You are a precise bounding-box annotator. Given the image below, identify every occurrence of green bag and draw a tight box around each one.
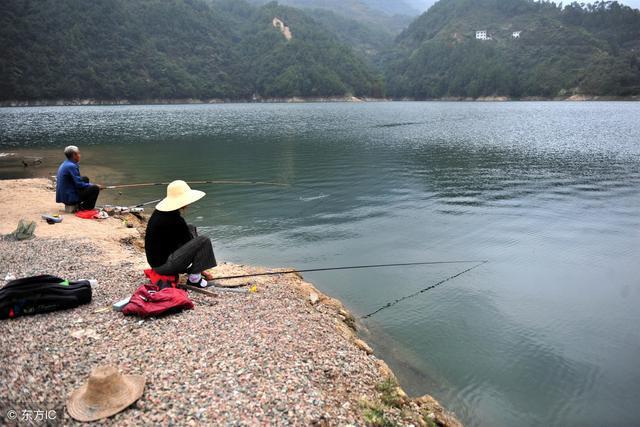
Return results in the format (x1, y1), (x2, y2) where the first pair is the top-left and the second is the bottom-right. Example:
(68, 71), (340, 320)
(3, 219), (36, 241)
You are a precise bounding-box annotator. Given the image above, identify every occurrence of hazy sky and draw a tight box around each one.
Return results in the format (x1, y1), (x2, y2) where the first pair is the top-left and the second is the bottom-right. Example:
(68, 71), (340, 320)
(409, 0), (640, 12)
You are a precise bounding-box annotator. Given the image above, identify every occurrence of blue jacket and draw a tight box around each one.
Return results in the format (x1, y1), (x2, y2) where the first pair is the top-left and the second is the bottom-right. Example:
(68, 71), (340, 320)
(56, 159), (90, 204)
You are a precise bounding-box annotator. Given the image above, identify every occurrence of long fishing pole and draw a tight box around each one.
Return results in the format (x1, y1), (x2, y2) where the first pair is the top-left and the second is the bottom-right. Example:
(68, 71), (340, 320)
(361, 260), (488, 319)
(210, 260), (488, 281)
(132, 198), (162, 208)
(104, 179), (289, 190)
(96, 198), (162, 210)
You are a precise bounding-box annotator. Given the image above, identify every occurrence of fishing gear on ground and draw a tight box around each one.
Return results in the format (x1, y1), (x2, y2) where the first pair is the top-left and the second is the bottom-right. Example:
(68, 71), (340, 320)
(97, 198), (162, 214)
(102, 205), (145, 214)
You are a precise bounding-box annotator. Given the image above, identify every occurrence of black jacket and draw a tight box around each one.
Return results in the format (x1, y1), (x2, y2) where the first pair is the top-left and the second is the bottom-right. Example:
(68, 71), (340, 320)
(145, 209), (192, 268)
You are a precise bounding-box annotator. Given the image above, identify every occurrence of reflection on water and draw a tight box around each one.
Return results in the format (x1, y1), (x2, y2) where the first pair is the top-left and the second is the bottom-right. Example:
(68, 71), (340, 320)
(2, 102), (640, 426)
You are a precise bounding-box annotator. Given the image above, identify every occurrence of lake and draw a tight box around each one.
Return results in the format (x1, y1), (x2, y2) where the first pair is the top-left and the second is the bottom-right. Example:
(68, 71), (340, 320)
(1, 102), (639, 426)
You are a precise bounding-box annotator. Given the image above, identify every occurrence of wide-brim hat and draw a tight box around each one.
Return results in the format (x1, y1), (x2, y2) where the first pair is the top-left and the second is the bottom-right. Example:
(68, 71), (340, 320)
(155, 180), (205, 212)
(67, 365), (146, 422)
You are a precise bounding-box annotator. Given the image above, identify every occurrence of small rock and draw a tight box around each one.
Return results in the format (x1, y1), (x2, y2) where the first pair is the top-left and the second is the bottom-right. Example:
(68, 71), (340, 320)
(309, 292), (319, 305)
(354, 339), (373, 355)
(70, 329), (100, 339)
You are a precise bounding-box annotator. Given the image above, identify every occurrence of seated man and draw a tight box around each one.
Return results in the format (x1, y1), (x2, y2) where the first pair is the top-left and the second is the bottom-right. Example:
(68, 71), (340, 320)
(56, 145), (101, 211)
(145, 180), (217, 288)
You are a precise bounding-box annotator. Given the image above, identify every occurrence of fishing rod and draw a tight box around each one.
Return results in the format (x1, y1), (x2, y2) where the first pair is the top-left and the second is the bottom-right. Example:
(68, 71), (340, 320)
(132, 198), (162, 208)
(210, 260), (488, 281)
(104, 179), (289, 190)
(96, 198), (162, 211)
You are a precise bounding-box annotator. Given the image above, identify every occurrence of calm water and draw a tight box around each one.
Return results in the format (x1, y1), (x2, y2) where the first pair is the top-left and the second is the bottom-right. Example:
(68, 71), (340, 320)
(2, 102), (639, 426)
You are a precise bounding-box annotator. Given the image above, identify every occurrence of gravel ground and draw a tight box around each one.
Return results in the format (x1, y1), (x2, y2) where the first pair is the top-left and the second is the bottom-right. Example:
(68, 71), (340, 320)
(0, 236), (460, 426)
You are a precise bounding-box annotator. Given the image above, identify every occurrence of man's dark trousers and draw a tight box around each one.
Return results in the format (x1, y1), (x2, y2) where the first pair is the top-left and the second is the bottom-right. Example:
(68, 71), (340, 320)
(78, 176), (100, 210)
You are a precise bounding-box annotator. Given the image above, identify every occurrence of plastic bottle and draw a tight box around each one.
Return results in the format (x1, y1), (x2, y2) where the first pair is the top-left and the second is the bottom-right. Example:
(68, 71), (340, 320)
(77, 279), (98, 288)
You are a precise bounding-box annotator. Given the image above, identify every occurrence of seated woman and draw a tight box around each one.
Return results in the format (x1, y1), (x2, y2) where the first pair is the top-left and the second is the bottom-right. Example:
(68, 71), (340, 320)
(145, 180), (217, 288)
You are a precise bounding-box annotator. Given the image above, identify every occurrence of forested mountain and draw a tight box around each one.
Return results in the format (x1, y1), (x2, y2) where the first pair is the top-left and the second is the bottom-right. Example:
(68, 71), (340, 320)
(1, 0), (639, 102)
(384, 0), (640, 98)
(0, 0), (383, 101)
(227, 1), (385, 97)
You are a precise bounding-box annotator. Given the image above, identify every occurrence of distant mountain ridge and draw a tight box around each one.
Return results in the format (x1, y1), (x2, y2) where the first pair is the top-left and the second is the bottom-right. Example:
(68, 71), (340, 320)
(248, 0), (416, 33)
(250, 0), (420, 17)
(360, 0), (421, 16)
(407, 0), (640, 13)
(1, 0), (639, 102)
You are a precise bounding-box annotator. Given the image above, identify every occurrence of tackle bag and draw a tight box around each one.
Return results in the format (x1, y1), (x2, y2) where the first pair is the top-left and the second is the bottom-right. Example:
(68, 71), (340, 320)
(0, 275), (92, 319)
(121, 269), (193, 318)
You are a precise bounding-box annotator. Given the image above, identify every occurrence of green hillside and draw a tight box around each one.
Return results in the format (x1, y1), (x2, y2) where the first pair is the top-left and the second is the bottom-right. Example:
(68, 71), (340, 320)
(230, 1), (385, 97)
(0, 0), (240, 100)
(384, 0), (640, 98)
(0, 0), (383, 101)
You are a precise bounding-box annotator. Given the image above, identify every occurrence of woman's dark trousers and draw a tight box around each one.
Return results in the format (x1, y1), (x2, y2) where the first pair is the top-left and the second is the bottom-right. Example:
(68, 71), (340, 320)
(154, 236), (217, 276)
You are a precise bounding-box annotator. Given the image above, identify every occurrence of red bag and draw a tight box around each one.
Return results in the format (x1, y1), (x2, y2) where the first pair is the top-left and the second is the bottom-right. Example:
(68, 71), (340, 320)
(75, 209), (100, 219)
(122, 270), (193, 318)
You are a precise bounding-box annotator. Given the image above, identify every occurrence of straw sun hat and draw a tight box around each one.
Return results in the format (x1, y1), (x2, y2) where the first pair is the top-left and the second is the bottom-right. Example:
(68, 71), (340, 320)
(66, 365), (146, 422)
(155, 180), (206, 212)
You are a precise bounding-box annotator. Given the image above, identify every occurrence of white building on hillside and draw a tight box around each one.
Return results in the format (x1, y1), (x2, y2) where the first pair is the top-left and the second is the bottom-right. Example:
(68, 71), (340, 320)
(512, 31), (521, 38)
(475, 30), (488, 40)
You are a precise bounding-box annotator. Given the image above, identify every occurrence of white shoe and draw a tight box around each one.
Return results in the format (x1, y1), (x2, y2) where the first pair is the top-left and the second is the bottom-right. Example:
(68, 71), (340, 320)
(187, 278), (208, 288)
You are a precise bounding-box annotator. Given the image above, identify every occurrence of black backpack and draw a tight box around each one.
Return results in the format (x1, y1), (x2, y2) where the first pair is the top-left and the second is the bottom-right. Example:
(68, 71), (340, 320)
(0, 275), (92, 319)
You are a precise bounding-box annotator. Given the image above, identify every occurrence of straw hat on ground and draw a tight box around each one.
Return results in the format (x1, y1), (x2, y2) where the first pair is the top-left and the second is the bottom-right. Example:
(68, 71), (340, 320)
(67, 365), (145, 422)
(156, 180), (206, 212)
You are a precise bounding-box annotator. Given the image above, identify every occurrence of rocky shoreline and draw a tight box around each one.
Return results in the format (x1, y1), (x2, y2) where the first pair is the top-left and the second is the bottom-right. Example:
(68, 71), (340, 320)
(1, 94), (638, 107)
(0, 178), (461, 426)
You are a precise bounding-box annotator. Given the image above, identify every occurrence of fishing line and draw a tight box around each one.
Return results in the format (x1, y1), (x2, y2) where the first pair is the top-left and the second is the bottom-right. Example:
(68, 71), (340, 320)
(361, 260), (488, 319)
(105, 177), (326, 217)
(210, 260), (488, 281)
(104, 179), (289, 190)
